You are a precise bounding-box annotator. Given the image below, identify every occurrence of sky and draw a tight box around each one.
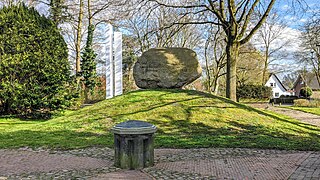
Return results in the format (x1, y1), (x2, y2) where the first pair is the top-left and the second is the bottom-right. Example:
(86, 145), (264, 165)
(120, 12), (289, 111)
(251, 0), (320, 78)
(276, 0), (319, 29)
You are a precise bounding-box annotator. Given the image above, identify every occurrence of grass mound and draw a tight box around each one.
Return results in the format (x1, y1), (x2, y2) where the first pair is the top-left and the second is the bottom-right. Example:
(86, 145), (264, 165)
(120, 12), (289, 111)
(1, 89), (319, 150)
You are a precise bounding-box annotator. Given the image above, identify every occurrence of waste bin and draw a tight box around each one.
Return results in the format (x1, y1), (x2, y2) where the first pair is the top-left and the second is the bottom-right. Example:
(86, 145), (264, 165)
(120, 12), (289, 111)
(111, 120), (157, 169)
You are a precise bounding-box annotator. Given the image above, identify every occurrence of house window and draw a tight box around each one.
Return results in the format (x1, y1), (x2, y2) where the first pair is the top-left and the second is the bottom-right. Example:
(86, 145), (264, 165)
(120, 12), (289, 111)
(270, 83), (276, 88)
(275, 92), (280, 97)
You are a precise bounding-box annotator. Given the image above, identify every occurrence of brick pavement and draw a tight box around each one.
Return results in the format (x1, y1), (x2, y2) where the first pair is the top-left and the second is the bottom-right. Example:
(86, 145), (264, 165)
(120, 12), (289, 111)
(0, 149), (110, 176)
(289, 152), (320, 180)
(97, 148), (319, 180)
(0, 147), (319, 179)
(152, 154), (308, 179)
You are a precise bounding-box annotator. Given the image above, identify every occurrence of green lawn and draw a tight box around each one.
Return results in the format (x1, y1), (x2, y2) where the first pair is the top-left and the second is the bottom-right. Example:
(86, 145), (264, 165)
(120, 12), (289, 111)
(286, 106), (320, 116)
(1, 89), (319, 151)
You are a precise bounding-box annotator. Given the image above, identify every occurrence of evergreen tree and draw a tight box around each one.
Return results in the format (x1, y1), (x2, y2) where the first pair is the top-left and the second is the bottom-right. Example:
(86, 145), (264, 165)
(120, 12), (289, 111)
(0, 4), (74, 118)
(49, 0), (69, 26)
(81, 24), (97, 101)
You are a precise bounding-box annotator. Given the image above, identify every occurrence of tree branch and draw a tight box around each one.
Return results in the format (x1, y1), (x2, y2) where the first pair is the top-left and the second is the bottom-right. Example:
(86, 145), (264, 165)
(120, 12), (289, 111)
(237, 0), (249, 24)
(240, 0), (276, 45)
(228, 0), (238, 27)
(147, 0), (208, 9)
(238, 0), (260, 40)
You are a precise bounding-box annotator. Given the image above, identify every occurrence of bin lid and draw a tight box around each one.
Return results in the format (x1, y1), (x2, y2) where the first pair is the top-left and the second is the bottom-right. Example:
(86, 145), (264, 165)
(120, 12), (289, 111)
(111, 120), (157, 135)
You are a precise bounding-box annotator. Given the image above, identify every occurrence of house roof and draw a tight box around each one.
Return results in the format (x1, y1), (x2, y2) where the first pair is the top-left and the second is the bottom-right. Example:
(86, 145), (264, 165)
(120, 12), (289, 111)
(293, 74), (320, 90)
(269, 73), (288, 91)
(309, 77), (320, 90)
(292, 74), (304, 89)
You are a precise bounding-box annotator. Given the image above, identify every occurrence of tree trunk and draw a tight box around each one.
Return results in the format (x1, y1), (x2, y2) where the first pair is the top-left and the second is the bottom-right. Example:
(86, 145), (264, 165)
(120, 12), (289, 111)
(212, 74), (220, 95)
(4, 100), (12, 115)
(204, 37), (212, 94)
(262, 48), (269, 85)
(314, 69), (320, 87)
(84, 88), (89, 103)
(226, 42), (239, 101)
(205, 64), (212, 93)
(75, 0), (83, 75)
(316, 54), (320, 87)
(88, 0), (92, 26)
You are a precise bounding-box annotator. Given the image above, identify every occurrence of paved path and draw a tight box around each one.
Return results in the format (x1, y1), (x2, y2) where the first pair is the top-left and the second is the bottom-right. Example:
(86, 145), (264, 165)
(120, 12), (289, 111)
(247, 103), (320, 127)
(0, 147), (319, 179)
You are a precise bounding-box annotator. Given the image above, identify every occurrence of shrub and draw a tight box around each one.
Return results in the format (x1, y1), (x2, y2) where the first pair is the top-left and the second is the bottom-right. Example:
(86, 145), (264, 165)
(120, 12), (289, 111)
(294, 99), (310, 107)
(300, 87), (313, 98)
(0, 4), (75, 118)
(294, 99), (320, 107)
(237, 84), (272, 100)
(312, 99), (320, 107)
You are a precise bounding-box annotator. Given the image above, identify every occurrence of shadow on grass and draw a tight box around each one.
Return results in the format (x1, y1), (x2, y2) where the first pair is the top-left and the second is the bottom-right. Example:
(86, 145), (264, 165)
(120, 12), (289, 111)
(184, 90), (320, 130)
(127, 89), (320, 150)
(149, 116), (320, 150)
(148, 112), (320, 150)
(0, 130), (114, 149)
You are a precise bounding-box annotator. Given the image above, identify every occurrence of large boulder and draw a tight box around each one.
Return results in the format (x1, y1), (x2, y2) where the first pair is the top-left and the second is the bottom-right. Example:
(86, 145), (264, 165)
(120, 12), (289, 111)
(133, 48), (202, 89)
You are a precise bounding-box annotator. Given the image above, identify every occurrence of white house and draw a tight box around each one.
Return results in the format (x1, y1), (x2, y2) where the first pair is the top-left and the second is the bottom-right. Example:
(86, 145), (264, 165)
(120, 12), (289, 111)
(265, 74), (292, 98)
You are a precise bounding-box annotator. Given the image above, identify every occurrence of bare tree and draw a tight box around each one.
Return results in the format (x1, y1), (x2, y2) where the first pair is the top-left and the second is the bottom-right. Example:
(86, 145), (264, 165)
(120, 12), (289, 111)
(119, 1), (205, 92)
(75, 0), (84, 75)
(237, 43), (264, 87)
(299, 7), (320, 87)
(254, 10), (292, 85)
(203, 25), (226, 94)
(53, 0), (132, 75)
(121, 1), (203, 54)
(147, 0), (277, 101)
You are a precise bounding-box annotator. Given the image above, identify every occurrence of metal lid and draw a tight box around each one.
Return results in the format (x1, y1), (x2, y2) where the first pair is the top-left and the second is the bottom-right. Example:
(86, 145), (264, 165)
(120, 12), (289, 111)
(111, 120), (157, 135)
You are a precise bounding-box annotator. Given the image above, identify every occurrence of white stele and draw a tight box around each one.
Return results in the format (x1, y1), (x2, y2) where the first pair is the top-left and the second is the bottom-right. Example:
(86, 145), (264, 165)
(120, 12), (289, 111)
(114, 32), (123, 96)
(105, 24), (123, 99)
(105, 24), (114, 98)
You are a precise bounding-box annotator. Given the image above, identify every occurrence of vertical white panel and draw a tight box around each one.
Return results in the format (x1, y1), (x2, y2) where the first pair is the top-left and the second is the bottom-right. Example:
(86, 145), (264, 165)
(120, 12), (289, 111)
(105, 24), (114, 99)
(114, 32), (123, 96)
(93, 23), (107, 75)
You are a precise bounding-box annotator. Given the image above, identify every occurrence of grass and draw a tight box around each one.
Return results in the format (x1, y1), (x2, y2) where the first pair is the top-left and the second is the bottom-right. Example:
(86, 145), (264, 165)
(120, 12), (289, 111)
(285, 106), (320, 116)
(1, 89), (320, 151)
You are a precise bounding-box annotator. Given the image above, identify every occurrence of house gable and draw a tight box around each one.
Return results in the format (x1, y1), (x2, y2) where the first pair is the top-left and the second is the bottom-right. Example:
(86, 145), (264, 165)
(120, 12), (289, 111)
(265, 74), (290, 98)
(292, 74), (305, 97)
(292, 74), (320, 96)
